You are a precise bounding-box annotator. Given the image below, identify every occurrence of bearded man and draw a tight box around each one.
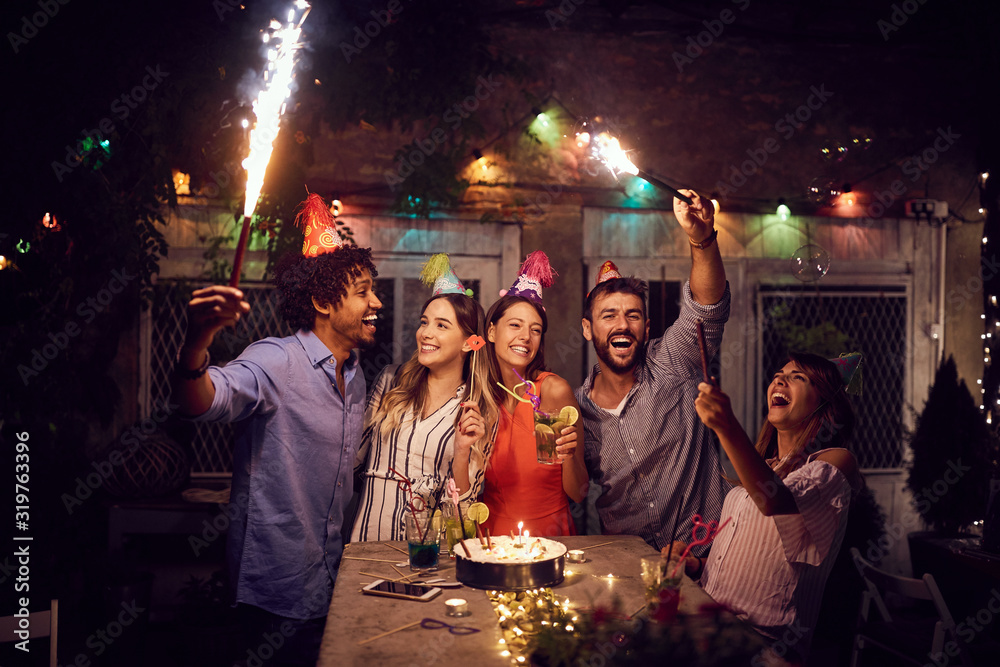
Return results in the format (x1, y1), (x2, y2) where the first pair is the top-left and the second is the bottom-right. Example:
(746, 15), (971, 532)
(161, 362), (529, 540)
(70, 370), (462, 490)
(575, 190), (730, 554)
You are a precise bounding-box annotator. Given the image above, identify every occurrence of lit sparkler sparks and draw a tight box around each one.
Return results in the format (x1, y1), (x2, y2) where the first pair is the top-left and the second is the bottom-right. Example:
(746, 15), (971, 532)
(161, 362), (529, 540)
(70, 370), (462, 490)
(584, 130), (693, 205)
(230, 0), (311, 287)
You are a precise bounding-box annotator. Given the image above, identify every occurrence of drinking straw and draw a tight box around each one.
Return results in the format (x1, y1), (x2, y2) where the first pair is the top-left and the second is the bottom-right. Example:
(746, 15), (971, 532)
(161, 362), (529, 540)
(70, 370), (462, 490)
(421, 484), (445, 546)
(390, 466), (426, 543)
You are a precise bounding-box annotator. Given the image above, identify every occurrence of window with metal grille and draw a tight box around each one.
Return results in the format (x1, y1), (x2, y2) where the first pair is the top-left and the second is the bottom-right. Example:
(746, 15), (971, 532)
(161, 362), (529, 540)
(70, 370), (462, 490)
(150, 278), (479, 476)
(757, 285), (908, 471)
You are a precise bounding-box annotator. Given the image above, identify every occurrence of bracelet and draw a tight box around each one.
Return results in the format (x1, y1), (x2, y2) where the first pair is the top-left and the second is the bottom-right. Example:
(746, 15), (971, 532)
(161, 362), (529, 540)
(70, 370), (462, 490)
(175, 349), (210, 380)
(689, 228), (718, 250)
(690, 556), (706, 579)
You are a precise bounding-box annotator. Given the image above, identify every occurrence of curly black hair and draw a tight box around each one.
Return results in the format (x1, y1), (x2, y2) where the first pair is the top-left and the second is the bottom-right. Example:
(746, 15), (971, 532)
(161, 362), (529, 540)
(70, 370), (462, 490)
(274, 246), (378, 330)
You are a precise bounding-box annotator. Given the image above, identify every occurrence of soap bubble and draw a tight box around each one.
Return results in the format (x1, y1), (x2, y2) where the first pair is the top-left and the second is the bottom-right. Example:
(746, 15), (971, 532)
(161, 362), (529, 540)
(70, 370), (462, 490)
(808, 177), (842, 206)
(850, 130), (875, 151)
(820, 141), (848, 162)
(790, 244), (831, 282)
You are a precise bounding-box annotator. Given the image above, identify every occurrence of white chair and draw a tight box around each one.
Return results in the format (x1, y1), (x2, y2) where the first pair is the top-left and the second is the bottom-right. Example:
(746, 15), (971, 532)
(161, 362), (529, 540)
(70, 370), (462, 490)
(850, 548), (971, 667)
(0, 599), (58, 667)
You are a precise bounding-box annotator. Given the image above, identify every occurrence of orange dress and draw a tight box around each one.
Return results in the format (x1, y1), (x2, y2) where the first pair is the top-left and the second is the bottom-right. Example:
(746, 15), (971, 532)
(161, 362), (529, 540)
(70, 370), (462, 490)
(483, 372), (577, 537)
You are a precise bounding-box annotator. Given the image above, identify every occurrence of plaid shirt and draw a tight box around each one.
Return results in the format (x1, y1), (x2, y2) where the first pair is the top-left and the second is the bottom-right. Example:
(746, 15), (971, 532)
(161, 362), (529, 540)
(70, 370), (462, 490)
(576, 281), (730, 553)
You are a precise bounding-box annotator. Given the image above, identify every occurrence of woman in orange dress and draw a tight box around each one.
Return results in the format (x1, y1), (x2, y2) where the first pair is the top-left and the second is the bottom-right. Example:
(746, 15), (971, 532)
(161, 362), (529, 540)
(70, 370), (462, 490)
(481, 252), (589, 537)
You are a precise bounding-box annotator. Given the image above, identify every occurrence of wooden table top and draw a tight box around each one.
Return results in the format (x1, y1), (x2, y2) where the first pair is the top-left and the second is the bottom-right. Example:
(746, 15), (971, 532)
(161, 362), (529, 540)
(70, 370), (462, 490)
(318, 534), (777, 666)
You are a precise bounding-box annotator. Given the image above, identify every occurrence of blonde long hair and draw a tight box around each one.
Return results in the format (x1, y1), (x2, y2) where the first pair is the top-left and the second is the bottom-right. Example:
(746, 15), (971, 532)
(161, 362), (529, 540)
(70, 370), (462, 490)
(371, 294), (498, 474)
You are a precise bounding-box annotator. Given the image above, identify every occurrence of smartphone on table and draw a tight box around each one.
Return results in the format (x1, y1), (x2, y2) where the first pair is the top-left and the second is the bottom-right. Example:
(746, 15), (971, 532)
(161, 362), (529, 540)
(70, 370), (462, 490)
(361, 579), (442, 602)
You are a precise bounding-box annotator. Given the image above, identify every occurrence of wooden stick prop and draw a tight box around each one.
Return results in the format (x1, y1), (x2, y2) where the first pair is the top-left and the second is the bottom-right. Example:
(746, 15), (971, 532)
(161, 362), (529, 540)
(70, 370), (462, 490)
(357, 621), (421, 646)
(359, 571), (422, 582)
(579, 540), (617, 550)
(465, 334), (486, 403)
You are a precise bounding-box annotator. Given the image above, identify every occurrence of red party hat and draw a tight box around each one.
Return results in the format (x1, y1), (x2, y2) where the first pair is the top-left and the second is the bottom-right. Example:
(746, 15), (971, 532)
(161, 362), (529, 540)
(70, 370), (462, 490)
(294, 193), (345, 257)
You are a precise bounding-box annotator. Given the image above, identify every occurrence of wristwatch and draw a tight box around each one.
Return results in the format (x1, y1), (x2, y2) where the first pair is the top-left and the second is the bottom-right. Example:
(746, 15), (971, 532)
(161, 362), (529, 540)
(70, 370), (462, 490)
(689, 228), (718, 250)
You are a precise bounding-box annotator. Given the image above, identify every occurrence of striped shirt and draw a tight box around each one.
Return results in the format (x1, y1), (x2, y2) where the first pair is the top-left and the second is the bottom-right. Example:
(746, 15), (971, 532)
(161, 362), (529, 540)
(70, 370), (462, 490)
(350, 365), (480, 541)
(700, 452), (852, 659)
(576, 281), (730, 553)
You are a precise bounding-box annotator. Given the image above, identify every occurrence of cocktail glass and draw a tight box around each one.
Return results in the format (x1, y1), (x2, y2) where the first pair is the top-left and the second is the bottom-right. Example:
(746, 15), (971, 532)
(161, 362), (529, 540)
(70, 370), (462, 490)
(443, 501), (476, 558)
(406, 510), (440, 572)
(640, 555), (680, 622)
(534, 412), (562, 465)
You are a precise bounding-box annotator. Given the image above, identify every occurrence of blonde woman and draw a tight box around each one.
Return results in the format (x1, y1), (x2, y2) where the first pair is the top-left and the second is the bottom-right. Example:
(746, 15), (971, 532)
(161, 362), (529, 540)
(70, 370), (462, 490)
(351, 256), (497, 541)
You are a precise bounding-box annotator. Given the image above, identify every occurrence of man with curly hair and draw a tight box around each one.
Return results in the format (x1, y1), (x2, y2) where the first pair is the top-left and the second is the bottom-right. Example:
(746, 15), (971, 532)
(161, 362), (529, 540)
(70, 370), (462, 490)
(173, 197), (381, 665)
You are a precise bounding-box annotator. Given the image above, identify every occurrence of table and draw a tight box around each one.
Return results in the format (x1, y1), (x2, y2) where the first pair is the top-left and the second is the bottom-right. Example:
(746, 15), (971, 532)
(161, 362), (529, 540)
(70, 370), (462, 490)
(318, 535), (777, 666)
(908, 532), (1000, 644)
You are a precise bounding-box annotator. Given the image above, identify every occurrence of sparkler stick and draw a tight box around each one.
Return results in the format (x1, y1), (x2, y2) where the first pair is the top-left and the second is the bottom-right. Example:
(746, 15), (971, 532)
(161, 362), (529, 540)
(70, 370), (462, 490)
(634, 169), (693, 205)
(668, 492), (686, 559)
(695, 319), (711, 384)
(589, 132), (693, 204)
(229, 1), (312, 288)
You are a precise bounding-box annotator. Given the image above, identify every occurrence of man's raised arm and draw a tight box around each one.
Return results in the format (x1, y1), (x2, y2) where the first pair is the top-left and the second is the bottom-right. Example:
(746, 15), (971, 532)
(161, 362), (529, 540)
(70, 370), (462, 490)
(673, 190), (726, 306)
(172, 285), (250, 416)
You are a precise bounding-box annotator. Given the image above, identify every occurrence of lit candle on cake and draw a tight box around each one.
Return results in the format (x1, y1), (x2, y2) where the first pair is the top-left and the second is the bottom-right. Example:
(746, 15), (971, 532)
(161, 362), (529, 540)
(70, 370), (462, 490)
(517, 521), (524, 547)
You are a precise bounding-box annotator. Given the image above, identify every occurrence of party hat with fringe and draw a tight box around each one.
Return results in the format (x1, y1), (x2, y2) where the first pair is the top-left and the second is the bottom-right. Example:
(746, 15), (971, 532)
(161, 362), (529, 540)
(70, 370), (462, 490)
(420, 253), (473, 296)
(499, 251), (556, 305)
(294, 193), (345, 257)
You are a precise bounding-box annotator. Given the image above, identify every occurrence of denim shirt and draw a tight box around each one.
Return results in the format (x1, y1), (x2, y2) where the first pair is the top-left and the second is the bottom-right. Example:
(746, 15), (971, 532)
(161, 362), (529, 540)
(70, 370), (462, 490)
(192, 329), (365, 619)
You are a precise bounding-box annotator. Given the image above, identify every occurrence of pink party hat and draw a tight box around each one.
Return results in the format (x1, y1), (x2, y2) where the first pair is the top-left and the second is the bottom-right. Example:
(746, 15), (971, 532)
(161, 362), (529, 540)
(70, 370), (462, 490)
(499, 251), (557, 305)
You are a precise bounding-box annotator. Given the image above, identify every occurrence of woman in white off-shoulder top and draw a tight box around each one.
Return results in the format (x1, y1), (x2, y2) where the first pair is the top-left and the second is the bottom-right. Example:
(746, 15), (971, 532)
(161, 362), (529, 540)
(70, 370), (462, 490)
(666, 352), (863, 663)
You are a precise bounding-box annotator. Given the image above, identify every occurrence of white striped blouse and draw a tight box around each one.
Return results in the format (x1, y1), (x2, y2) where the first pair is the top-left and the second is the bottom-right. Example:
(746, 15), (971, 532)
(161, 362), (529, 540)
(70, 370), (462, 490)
(700, 450), (853, 659)
(350, 365), (482, 541)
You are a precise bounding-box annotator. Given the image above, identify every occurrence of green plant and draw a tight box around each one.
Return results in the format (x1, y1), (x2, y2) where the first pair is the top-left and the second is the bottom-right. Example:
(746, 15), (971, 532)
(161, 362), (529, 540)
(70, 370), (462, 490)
(906, 356), (999, 534)
(768, 302), (854, 359)
(527, 601), (763, 666)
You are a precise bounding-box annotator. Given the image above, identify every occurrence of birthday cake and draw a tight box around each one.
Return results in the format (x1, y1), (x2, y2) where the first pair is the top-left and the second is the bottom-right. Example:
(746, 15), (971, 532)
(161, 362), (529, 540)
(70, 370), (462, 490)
(455, 535), (567, 590)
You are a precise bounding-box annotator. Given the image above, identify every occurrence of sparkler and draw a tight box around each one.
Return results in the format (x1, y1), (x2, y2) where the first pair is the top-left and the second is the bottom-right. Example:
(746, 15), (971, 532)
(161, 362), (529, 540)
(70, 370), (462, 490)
(229, 0), (312, 288)
(587, 132), (693, 204)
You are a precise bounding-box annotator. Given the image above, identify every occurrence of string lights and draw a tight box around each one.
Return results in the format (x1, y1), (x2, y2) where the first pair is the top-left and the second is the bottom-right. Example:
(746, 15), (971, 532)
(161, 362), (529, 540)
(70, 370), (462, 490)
(981, 166), (998, 426)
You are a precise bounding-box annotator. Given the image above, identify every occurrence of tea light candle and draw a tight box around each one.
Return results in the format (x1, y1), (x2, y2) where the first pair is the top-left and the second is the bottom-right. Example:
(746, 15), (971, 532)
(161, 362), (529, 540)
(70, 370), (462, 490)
(567, 549), (585, 563)
(445, 598), (469, 616)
